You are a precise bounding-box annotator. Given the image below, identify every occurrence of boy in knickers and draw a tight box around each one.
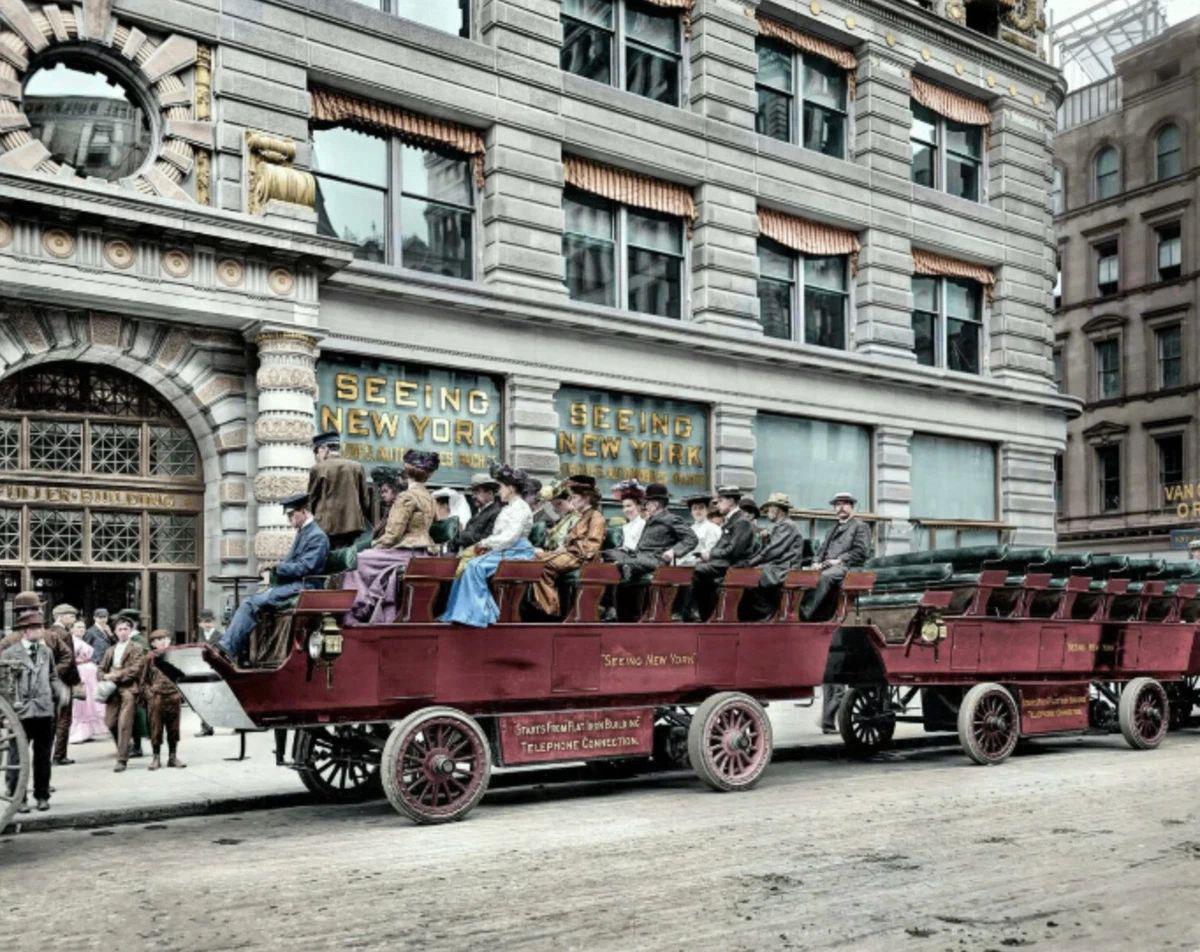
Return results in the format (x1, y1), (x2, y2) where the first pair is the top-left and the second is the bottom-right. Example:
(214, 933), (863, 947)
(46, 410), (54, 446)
(142, 629), (186, 770)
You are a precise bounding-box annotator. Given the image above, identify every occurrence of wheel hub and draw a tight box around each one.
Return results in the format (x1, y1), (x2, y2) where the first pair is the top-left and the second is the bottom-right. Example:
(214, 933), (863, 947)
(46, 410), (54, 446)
(428, 752), (456, 776)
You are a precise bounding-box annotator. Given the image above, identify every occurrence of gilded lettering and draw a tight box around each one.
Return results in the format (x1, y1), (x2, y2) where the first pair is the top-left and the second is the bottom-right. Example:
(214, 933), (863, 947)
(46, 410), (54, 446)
(675, 416), (693, 439)
(394, 381), (418, 408)
(569, 402), (587, 427)
(454, 419), (474, 446)
(592, 405), (612, 430)
(558, 431), (577, 455)
(468, 389), (488, 415)
(479, 423), (498, 448)
(582, 434), (599, 458)
(335, 373), (358, 401)
(599, 436), (622, 459)
(616, 409), (633, 432)
(442, 388), (461, 413)
(371, 411), (398, 439)
(410, 415), (431, 440)
(347, 408), (368, 436)
(320, 406), (343, 432)
(651, 413), (668, 436)
(431, 418), (451, 443)
(364, 376), (386, 405)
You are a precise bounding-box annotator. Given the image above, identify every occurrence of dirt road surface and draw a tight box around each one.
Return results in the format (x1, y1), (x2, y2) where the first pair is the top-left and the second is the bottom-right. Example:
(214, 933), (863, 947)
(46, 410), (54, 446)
(3, 729), (1198, 951)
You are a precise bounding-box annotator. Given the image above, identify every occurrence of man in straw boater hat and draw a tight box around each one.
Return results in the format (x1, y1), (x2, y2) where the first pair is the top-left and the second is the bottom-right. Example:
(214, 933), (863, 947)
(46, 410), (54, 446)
(216, 492), (330, 666)
(528, 475), (608, 619)
(1, 592), (63, 811)
(740, 492), (809, 621)
(308, 430), (371, 549)
(601, 483), (697, 621)
(683, 486), (760, 622)
(451, 472), (503, 554)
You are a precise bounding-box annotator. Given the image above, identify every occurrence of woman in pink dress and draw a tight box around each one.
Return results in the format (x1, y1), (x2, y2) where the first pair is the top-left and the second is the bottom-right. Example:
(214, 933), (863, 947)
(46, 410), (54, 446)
(69, 620), (107, 742)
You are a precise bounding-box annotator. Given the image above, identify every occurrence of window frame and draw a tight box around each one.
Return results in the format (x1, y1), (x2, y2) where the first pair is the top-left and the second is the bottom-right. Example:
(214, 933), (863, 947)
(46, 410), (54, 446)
(1155, 220), (1182, 282)
(1050, 165), (1065, 215)
(1093, 145), (1120, 201)
(1093, 336), (1121, 400)
(562, 187), (689, 320)
(1155, 123), (1182, 181)
(909, 101), (986, 203)
(1155, 431), (1184, 495)
(910, 274), (986, 375)
(346, 0), (472, 37)
(1154, 322), (1183, 390)
(1094, 238), (1119, 298)
(755, 38), (851, 160)
(1095, 441), (1121, 513)
(561, 0), (685, 107)
(755, 238), (853, 349)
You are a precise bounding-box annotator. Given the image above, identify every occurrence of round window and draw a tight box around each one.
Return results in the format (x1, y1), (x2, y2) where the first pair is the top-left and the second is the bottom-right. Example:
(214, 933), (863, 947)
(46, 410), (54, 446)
(23, 57), (153, 182)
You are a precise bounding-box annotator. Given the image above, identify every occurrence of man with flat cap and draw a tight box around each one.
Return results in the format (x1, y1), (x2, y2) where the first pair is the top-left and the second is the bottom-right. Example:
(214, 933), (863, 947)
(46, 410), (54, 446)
(216, 492), (330, 665)
(685, 486), (759, 621)
(741, 492), (808, 621)
(48, 603), (81, 766)
(602, 483), (697, 620)
(308, 431), (370, 549)
(451, 472), (503, 553)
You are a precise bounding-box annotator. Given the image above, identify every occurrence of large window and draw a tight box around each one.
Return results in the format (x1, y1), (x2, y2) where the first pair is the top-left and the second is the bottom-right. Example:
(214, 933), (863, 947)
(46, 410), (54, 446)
(346, 0), (470, 35)
(1156, 221), (1181, 281)
(1157, 324), (1182, 388)
(561, 0), (682, 107)
(1094, 338), (1120, 399)
(757, 240), (850, 348)
(1051, 166), (1065, 215)
(1157, 434), (1184, 493)
(563, 190), (684, 318)
(1053, 348), (1064, 392)
(1094, 146), (1119, 200)
(910, 103), (982, 202)
(755, 39), (848, 158)
(313, 125), (474, 277)
(910, 434), (997, 548)
(1155, 124), (1182, 181)
(911, 275), (983, 374)
(1096, 444), (1121, 512)
(1095, 239), (1118, 297)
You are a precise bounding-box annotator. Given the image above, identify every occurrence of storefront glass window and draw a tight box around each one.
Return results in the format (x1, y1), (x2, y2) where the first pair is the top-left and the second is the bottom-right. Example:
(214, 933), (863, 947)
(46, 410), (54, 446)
(150, 514), (198, 565)
(92, 511), (142, 563)
(753, 413), (870, 512)
(910, 434), (996, 547)
(30, 508), (83, 562)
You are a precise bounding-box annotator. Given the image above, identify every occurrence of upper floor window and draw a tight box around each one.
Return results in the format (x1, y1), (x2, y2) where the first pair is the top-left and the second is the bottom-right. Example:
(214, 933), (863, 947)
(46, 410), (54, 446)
(1156, 221), (1181, 281)
(1095, 338), (1120, 399)
(911, 102), (982, 202)
(1094, 146), (1119, 200)
(561, 0), (682, 106)
(1051, 166), (1065, 215)
(1052, 347), (1064, 391)
(755, 39), (848, 158)
(1053, 252), (1062, 308)
(347, 0), (470, 35)
(757, 240), (850, 348)
(1156, 324), (1182, 388)
(1095, 239), (1119, 297)
(312, 125), (474, 277)
(1157, 434), (1184, 491)
(912, 275), (983, 374)
(1155, 124), (1182, 181)
(1096, 443), (1120, 512)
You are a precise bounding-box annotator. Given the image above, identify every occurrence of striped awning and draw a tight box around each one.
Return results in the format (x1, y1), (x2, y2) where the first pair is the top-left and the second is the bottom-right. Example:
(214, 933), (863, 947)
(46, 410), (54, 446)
(757, 15), (858, 98)
(310, 86), (486, 186)
(759, 208), (861, 273)
(911, 76), (991, 126)
(913, 249), (995, 299)
(564, 156), (696, 222)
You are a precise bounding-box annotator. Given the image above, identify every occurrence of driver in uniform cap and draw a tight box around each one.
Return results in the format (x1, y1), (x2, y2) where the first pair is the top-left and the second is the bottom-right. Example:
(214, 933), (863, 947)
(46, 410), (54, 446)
(216, 492), (330, 665)
(307, 431), (370, 549)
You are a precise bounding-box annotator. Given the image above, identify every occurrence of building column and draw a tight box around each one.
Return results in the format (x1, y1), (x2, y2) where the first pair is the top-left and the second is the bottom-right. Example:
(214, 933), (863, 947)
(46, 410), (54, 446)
(712, 404), (756, 491)
(688, 0), (759, 130)
(507, 374), (561, 480)
(874, 426), (913, 555)
(690, 184), (762, 336)
(478, 0), (563, 65)
(1000, 443), (1057, 546)
(251, 330), (320, 565)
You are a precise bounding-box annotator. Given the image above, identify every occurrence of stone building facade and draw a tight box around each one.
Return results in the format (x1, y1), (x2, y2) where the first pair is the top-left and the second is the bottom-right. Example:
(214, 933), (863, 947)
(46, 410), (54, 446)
(1053, 17), (1200, 559)
(0, 0), (1069, 633)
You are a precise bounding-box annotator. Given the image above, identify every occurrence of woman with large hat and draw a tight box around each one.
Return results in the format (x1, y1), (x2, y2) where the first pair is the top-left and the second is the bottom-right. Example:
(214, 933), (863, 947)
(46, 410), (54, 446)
(529, 475), (608, 618)
(441, 463), (536, 627)
(343, 449), (438, 625)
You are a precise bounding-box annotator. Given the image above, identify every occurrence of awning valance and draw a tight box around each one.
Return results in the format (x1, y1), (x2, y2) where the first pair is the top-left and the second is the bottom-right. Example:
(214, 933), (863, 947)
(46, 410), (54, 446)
(758, 208), (861, 274)
(564, 156), (696, 222)
(913, 248), (995, 299)
(910, 76), (992, 127)
(310, 86), (486, 186)
(756, 15), (858, 98)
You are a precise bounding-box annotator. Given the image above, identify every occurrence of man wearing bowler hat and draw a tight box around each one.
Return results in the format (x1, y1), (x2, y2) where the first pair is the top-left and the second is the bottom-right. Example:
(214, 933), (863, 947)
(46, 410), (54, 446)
(685, 486), (759, 621)
(2, 592), (62, 811)
(216, 492), (330, 665)
(308, 431), (370, 549)
(451, 472), (503, 553)
(601, 483), (697, 620)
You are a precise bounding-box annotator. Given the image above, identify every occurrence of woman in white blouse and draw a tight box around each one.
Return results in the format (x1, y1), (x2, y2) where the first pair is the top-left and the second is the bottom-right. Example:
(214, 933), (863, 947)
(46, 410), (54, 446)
(614, 480), (646, 552)
(678, 493), (721, 565)
(441, 464), (534, 627)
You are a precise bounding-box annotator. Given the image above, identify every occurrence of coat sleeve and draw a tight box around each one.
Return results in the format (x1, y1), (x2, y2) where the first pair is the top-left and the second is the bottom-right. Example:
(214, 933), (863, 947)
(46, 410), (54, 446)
(277, 529), (330, 580)
(110, 645), (144, 687)
(565, 511), (606, 562)
(357, 466), (370, 522)
(842, 522), (871, 567)
(669, 519), (698, 561)
(375, 493), (416, 549)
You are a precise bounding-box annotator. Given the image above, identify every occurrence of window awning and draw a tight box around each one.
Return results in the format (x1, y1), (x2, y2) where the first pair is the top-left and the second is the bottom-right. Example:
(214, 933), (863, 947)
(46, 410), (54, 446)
(910, 76), (991, 127)
(309, 86), (486, 186)
(756, 15), (858, 98)
(564, 156), (696, 223)
(758, 207), (861, 273)
(913, 248), (996, 299)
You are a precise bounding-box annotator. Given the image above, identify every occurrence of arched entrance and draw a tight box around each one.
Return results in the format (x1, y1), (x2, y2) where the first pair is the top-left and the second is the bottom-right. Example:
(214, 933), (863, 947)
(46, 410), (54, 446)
(0, 362), (203, 637)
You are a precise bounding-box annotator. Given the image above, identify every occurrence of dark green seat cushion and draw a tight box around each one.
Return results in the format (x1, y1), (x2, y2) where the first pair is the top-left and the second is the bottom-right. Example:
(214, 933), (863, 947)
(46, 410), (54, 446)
(870, 563), (954, 591)
(868, 545), (1007, 572)
(529, 520), (548, 549)
(604, 526), (624, 551)
(430, 516), (461, 546)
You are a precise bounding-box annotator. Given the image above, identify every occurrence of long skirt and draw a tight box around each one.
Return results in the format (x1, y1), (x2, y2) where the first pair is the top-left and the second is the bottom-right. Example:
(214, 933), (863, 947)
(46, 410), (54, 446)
(343, 547), (421, 626)
(441, 539), (535, 627)
(530, 551), (587, 617)
(69, 661), (107, 743)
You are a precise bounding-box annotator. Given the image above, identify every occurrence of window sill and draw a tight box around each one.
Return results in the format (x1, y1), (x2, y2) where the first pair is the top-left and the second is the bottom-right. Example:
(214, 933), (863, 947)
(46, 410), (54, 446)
(341, 258), (479, 293)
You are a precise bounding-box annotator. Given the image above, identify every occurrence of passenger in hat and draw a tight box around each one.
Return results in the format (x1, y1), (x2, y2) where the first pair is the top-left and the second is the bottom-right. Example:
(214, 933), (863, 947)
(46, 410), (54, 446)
(141, 629), (186, 770)
(343, 450), (438, 625)
(432, 486), (473, 535)
(542, 480), (580, 549)
(678, 493), (722, 566)
(367, 466), (403, 545)
(308, 430), (370, 549)
(528, 476), (608, 618)
(683, 486), (760, 622)
(1, 597), (63, 811)
(612, 480), (647, 553)
(442, 464), (537, 627)
(216, 492), (330, 665)
(97, 615), (147, 771)
(451, 472), (503, 554)
(740, 493), (808, 621)
(601, 484), (697, 621)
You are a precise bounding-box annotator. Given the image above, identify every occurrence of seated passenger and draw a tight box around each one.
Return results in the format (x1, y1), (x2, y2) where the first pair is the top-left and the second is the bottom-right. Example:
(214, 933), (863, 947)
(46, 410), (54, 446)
(343, 450), (437, 625)
(678, 494), (721, 566)
(368, 467), (402, 545)
(528, 476), (608, 618)
(802, 491), (872, 621)
(601, 483), (697, 620)
(613, 480), (646, 552)
(683, 486), (759, 622)
(741, 492), (806, 620)
(450, 473), (502, 553)
(441, 464), (535, 627)
(217, 493), (329, 664)
(543, 481), (579, 548)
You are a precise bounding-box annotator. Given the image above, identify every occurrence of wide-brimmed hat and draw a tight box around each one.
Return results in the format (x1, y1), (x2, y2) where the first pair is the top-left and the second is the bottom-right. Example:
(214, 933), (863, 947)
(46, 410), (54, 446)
(13, 591), (43, 613)
(644, 483), (670, 504)
(565, 474), (596, 489)
(683, 493), (713, 507)
(738, 498), (761, 519)
(370, 465), (401, 488)
(490, 462), (528, 490)
(761, 492), (792, 514)
(403, 449), (440, 475)
(13, 609), (44, 631)
(281, 492), (310, 513)
(469, 472), (500, 490)
(312, 431), (340, 448)
(715, 485), (743, 501)
(613, 479), (646, 503)
(829, 491), (857, 506)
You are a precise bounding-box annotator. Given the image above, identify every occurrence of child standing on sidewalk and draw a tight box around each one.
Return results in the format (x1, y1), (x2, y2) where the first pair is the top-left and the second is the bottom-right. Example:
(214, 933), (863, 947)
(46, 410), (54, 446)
(142, 629), (186, 770)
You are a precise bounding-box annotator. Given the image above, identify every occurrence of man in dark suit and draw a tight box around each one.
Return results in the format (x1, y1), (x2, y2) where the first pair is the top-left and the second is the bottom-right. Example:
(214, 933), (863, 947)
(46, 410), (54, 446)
(451, 473), (502, 552)
(685, 486), (759, 621)
(741, 492), (807, 621)
(308, 431), (370, 549)
(602, 483), (697, 620)
(216, 493), (330, 665)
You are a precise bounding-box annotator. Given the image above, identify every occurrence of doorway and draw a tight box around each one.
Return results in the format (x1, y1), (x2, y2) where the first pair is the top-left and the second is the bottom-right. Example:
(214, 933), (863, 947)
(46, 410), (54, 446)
(31, 570), (141, 626)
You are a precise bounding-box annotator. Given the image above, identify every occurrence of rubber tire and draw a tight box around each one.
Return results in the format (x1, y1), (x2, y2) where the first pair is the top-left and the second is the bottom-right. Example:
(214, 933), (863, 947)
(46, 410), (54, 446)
(957, 682), (1020, 766)
(687, 691), (773, 793)
(381, 707), (491, 825)
(837, 686), (897, 755)
(0, 695), (29, 832)
(1118, 677), (1169, 751)
(295, 726), (384, 803)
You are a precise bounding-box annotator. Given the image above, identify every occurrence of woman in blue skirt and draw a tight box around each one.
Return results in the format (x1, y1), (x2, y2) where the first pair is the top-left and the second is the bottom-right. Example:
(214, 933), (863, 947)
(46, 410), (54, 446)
(441, 463), (534, 627)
